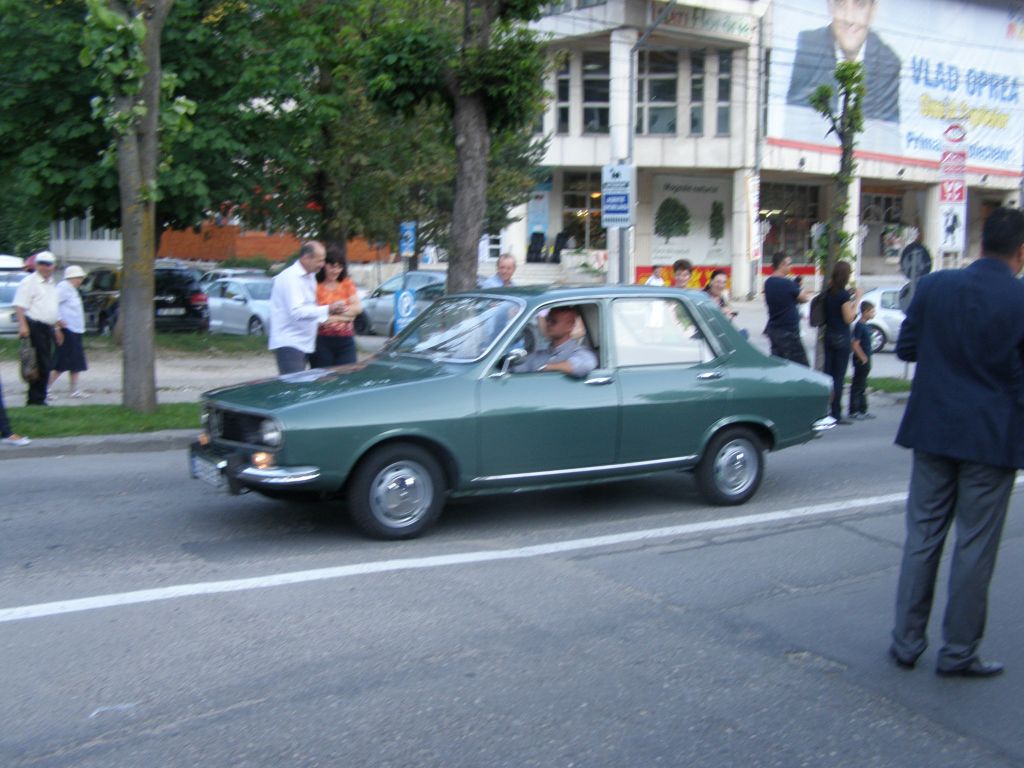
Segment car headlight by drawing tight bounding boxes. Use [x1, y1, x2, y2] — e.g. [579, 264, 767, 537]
[259, 418, 283, 447]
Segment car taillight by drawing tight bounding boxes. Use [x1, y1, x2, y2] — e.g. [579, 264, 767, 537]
[190, 292, 207, 307]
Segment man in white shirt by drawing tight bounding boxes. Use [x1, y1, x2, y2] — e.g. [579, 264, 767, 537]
[481, 253, 517, 288]
[14, 250, 62, 405]
[268, 241, 349, 374]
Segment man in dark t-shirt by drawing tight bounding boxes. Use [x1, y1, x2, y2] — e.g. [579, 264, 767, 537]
[763, 252, 811, 365]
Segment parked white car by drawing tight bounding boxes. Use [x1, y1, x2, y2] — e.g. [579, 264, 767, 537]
[199, 267, 266, 289]
[859, 286, 906, 353]
[206, 277, 272, 335]
[0, 273, 28, 335]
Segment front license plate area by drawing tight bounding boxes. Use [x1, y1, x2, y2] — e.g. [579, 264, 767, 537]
[190, 452, 227, 490]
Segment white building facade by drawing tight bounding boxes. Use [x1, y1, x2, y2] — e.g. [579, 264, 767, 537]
[501, 0, 1023, 293]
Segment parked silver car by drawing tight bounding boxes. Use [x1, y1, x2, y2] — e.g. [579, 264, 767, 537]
[207, 277, 272, 335]
[360, 271, 447, 335]
[0, 273, 28, 335]
[859, 285, 906, 353]
[199, 267, 266, 289]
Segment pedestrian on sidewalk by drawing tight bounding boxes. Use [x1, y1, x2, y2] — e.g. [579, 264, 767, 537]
[672, 259, 693, 288]
[822, 261, 860, 424]
[890, 206, 1024, 678]
[848, 300, 875, 419]
[310, 246, 363, 368]
[763, 252, 811, 365]
[13, 250, 61, 406]
[0, 373, 30, 446]
[49, 265, 89, 399]
[268, 241, 351, 375]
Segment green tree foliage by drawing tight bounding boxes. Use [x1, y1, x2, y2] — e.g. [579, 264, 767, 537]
[654, 198, 690, 242]
[362, 0, 548, 291]
[709, 200, 724, 245]
[809, 61, 864, 285]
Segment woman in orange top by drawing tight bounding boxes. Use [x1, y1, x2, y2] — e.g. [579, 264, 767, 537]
[310, 246, 363, 367]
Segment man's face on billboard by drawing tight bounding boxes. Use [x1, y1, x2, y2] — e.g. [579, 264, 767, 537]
[828, 0, 876, 60]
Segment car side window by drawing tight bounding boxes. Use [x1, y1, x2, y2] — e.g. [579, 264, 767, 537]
[418, 283, 445, 301]
[224, 281, 243, 300]
[207, 282, 223, 298]
[881, 291, 899, 310]
[95, 271, 114, 291]
[611, 298, 715, 367]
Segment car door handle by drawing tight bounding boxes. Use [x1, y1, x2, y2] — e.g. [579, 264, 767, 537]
[697, 371, 723, 381]
[585, 376, 614, 386]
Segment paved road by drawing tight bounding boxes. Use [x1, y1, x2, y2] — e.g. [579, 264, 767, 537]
[2, 401, 1022, 767]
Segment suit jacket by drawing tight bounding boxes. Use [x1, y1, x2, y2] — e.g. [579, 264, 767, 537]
[787, 26, 901, 124]
[895, 258, 1024, 468]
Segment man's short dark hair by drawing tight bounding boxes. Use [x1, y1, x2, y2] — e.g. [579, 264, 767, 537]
[771, 251, 789, 270]
[982, 207, 1024, 258]
[672, 259, 692, 273]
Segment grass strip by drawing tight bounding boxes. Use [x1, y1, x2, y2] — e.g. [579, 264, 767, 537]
[7, 403, 201, 438]
[867, 377, 912, 393]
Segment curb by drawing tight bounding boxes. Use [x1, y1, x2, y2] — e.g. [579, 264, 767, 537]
[0, 429, 196, 461]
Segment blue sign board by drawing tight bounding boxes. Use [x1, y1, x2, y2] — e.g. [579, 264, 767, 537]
[393, 287, 417, 334]
[399, 221, 417, 258]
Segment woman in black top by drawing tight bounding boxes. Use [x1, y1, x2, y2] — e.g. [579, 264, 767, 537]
[823, 261, 862, 423]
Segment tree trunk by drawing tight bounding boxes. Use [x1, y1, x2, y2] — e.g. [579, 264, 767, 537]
[119, 0, 173, 412]
[448, 92, 489, 293]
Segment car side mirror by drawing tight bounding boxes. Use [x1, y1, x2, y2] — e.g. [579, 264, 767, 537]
[493, 347, 527, 377]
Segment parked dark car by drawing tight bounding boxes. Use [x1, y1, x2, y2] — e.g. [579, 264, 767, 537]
[81, 265, 209, 333]
[152, 266, 209, 331]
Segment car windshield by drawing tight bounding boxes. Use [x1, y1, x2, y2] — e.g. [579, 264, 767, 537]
[0, 283, 18, 302]
[387, 297, 522, 361]
[244, 281, 272, 300]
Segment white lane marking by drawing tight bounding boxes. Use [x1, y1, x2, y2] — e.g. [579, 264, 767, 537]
[0, 491, 912, 625]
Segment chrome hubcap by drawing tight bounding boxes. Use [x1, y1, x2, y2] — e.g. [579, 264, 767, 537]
[370, 460, 434, 526]
[713, 439, 757, 496]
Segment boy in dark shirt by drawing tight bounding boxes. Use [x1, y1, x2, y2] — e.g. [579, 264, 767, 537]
[849, 300, 876, 420]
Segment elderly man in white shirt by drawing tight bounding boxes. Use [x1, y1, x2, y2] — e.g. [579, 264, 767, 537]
[14, 250, 61, 405]
[268, 241, 349, 374]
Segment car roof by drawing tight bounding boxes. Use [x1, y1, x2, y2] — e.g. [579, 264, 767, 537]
[462, 283, 715, 307]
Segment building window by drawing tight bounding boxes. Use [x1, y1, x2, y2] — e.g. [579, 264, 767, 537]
[562, 171, 606, 250]
[578, 0, 606, 6]
[556, 56, 570, 135]
[636, 50, 677, 135]
[861, 194, 903, 224]
[716, 50, 732, 135]
[581, 51, 610, 134]
[759, 183, 821, 265]
[689, 52, 705, 136]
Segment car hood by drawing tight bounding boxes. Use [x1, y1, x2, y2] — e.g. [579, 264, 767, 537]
[203, 353, 459, 412]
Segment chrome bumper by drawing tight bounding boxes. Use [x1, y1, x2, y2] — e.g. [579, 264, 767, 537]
[189, 441, 321, 495]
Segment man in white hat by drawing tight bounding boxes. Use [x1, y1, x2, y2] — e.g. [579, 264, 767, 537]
[49, 265, 89, 399]
[14, 250, 62, 405]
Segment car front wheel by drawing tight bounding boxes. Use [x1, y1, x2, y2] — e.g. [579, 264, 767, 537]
[248, 316, 265, 336]
[347, 443, 446, 539]
[696, 427, 764, 506]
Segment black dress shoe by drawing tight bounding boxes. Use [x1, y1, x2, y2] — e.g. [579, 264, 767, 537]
[936, 659, 1004, 678]
[889, 647, 916, 670]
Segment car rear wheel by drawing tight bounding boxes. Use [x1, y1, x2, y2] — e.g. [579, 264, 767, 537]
[347, 443, 446, 539]
[247, 316, 265, 336]
[695, 427, 764, 506]
[868, 325, 886, 353]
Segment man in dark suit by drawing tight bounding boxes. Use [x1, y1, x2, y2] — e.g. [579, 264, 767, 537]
[890, 207, 1024, 678]
[787, 0, 901, 124]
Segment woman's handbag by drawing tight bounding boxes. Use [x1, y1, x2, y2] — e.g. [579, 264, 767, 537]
[19, 337, 39, 383]
[808, 292, 826, 328]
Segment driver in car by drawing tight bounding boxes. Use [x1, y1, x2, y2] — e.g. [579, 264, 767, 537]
[513, 305, 597, 378]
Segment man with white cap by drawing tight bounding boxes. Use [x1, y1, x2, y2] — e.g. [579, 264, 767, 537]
[14, 250, 62, 405]
[50, 265, 89, 399]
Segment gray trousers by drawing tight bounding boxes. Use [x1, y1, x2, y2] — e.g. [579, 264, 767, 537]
[892, 450, 1015, 670]
[274, 347, 308, 375]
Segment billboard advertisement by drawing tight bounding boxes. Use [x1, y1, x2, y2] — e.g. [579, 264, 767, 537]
[767, 0, 1024, 173]
[651, 175, 733, 266]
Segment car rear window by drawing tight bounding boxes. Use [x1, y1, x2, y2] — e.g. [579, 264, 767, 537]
[155, 270, 199, 291]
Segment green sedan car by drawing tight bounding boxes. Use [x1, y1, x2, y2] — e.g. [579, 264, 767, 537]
[190, 285, 834, 539]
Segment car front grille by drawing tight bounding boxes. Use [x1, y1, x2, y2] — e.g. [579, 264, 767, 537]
[206, 406, 266, 446]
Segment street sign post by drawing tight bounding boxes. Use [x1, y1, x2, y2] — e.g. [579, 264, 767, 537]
[601, 164, 635, 229]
